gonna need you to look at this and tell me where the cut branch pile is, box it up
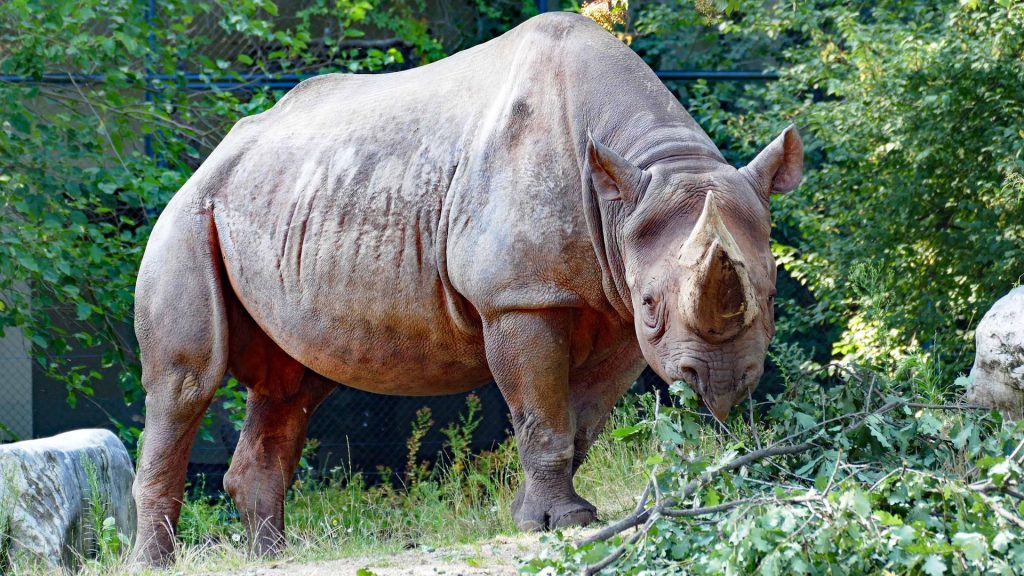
[576,397,1024,575]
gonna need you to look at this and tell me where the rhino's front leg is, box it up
[569,337,647,474]
[483,310,596,531]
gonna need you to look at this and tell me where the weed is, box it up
[404,407,434,487]
[82,455,129,564]
[0,465,18,572]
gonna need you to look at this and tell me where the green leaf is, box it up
[793,411,817,429]
[75,302,92,321]
[611,424,642,441]
[952,423,974,450]
[703,486,720,507]
[866,414,893,449]
[917,412,942,436]
[874,510,903,526]
[992,530,1014,553]
[645,453,664,466]
[952,532,987,562]
[840,489,871,518]
[922,555,946,576]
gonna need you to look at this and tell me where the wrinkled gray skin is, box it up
[131,12,803,564]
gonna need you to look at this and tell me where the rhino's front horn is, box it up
[678,192,757,342]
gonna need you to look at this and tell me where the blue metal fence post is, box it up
[536,0,549,14]
[144,0,156,160]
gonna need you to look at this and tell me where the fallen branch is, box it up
[576,399,953,574]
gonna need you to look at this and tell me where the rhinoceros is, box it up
[130,12,802,563]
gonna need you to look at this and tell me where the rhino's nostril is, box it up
[739,362,762,390]
[674,364,703,394]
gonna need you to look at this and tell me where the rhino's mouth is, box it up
[668,364,737,423]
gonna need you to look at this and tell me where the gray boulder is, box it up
[965,287,1024,419]
[0,428,136,568]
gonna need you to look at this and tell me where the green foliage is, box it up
[523,344,1024,575]
[0,0,447,437]
[0,467,16,571]
[440,393,483,476]
[82,456,129,563]
[405,406,435,486]
[642,0,1024,371]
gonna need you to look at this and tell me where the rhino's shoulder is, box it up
[519,11,600,36]
[515,12,626,52]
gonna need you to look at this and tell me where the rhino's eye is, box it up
[641,293,665,337]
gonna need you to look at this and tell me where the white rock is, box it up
[0,429,136,568]
[965,287,1024,419]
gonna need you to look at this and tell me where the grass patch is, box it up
[1,464,18,572]
[10,393,651,575]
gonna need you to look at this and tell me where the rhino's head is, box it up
[587,126,803,421]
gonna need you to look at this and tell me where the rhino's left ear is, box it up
[741,125,803,197]
[586,135,648,203]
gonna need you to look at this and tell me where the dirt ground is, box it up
[202,533,551,576]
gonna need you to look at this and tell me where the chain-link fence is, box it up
[0,324,33,443]
[188,383,511,490]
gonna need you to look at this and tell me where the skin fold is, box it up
[130,12,803,564]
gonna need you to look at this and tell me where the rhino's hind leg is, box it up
[223,304,336,556]
[131,208,229,565]
[484,310,596,531]
[224,374,335,555]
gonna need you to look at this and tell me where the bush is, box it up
[656,0,1024,372]
[0,0,443,440]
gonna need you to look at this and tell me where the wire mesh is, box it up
[187,382,511,491]
[0,325,33,443]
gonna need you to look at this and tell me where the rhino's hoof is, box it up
[551,505,596,529]
[129,543,175,570]
[512,488,596,531]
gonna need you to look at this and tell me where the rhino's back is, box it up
[205,96,483,393]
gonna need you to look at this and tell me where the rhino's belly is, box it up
[217,214,492,394]
[209,125,495,393]
[267,305,491,395]
[224,253,492,395]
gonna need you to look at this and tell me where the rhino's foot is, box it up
[512,485,597,531]
[129,531,176,568]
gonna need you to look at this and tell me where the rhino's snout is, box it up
[671,359,762,423]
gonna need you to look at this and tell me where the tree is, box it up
[0,0,446,440]
[635,0,1024,373]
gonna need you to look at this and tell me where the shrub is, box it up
[662,0,1024,372]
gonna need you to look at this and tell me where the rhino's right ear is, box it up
[586,136,648,203]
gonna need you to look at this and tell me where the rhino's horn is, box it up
[678,192,756,341]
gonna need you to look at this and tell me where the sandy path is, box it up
[202,533,548,576]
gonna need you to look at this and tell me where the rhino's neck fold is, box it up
[582,175,634,322]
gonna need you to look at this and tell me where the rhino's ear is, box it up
[586,135,648,203]
[740,125,803,197]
